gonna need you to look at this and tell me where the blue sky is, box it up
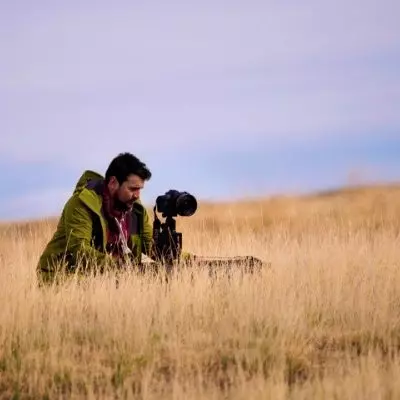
[0,0,399,220]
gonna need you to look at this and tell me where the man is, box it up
[37,152,153,285]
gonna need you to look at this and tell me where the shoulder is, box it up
[63,194,92,218]
[133,200,151,217]
[77,187,103,215]
[133,199,145,212]
[63,190,100,220]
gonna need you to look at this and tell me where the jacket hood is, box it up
[72,170,104,196]
[72,169,146,215]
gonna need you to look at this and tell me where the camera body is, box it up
[155,189,197,217]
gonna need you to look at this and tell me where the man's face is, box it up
[109,174,145,209]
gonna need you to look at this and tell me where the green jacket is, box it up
[37,170,153,284]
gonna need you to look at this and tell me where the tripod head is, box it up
[152,190,197,270]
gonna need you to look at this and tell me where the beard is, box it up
[113,194,134,212]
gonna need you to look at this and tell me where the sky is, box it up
[0,0,399,220]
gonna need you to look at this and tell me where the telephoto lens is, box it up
[175,192,197,216]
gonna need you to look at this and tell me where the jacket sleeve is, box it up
[141,206,153,256]
[63,196,114,271]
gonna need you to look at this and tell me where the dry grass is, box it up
[1,184,400,399]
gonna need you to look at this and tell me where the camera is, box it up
[155,190,197,218]
[152,190,197,269]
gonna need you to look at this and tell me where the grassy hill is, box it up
[3,182,400,237]
[0,183,400,398]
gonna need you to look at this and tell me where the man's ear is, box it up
[107,176,119,192]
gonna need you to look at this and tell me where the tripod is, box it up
[152,207,182,273]
[150,206,265,278]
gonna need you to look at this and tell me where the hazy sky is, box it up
[1,0,399,220]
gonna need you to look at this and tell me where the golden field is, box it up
[1,184,400,399]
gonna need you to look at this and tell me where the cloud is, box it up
[0,187,71,221]
[0,0,399,221]
[0,0,399,171]
[1,133,399,221]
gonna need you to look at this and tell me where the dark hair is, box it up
[105,152,152,183]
